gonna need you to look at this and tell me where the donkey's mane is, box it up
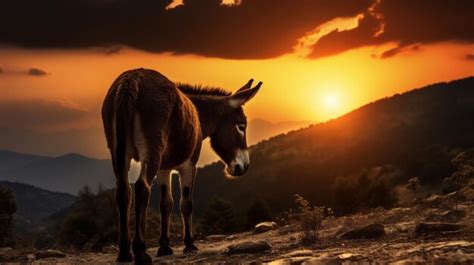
[177,83,231,97]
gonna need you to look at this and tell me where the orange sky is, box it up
[1,41,473,131]
[0,1,473,162]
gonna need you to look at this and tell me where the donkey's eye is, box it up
[236,124,246,134]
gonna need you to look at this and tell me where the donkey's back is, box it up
[102,68,200,175]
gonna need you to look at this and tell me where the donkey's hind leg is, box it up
[156,170,174,256]
[177,161,198,253]
[132,161,154,264]
[115,156,133,262]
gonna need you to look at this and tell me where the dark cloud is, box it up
[1,0,472,59]
[0,67,3,74]
[466,54,474,61]
[27,68,48,76]
[0,0,371,59]
[0,100,87,130]
[310,0,474,58]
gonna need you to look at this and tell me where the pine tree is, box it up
[200,196,236,235]
[246,197,271,229]
[0,185,17,247]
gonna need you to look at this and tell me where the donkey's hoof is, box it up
[134,252,152,265]
[183,244,198,253]
[157,246,173,256]
[116,251,134,263]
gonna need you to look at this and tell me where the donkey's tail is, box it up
[113,79,138,179]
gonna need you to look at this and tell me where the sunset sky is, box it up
[0,0,473,160]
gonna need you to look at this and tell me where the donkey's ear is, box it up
[228,81,262,108]
[236,79,254,93]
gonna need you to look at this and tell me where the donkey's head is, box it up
[210,79,262,177]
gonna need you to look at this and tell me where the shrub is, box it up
[246,197,271,229]
[289,194,333,245]
[0,185,17,247]
[198,196,236,235]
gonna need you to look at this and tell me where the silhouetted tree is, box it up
[199,196,236,235]
[246,197,271,229]
[0,185,17,247]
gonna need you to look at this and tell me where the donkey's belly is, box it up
[160,136,197,170]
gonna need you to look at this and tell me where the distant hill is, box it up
[0,120,313,166]
[0,181,75,226]
[193,77,474,216]
[0,151,114,195]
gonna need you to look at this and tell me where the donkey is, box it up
[102,68,261,263]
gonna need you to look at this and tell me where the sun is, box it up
[323,93,340,110]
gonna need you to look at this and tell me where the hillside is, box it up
[0,151,114,195]
[0,181,75,231]
[193,77,474,217]
[2,184,473,263]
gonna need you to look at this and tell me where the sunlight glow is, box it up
[323,93,340,110]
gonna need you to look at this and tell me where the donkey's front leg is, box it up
[132,162,154,264]
[178,161,198,253]
[157,170,174,256]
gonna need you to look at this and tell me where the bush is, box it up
[246,198,271,229]
[0,185,17,247]
[198,196,237,235]
[288,194,333,245]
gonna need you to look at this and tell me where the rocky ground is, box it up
[1,185,473,264]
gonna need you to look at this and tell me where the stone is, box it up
[0,247,14,261]
[35,249,66,259]
[101,245,118,254]
[226,235,238,240]
[254,221,278,234]
[207,235,227,241]
[340,224,386,240]
[284,249,314,257]
[415,222,461,236]
[423,194,443,206]
[425,210,465,223]
[227,241,271,255]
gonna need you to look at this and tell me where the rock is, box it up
[226,235,238,240]
[284,249,314,257]
[35,249,66,259]
[340,224,385,240]
[423,194,443,207]
[425,210,465,223]
[415,222,461,236]
[207,235,227,241]
[254,221,277,234]
[0,247,14,261]
[26,253,35,261]
[269,256,313,265]
[101,245,118,254]
[227,241,271,255]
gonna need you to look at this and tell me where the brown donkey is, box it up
[102,68,261,263]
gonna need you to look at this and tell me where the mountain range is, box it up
[0,119,311,194]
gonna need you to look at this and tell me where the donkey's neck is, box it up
[186,95,225,138]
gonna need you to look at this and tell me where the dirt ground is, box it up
[1,187,474,264]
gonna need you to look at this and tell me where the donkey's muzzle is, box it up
[232,163,248,176]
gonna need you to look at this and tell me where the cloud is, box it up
[0,0,372,59]
[27,68,48,76]
[466,54,474,61]
[0,67,3,74]
[0,99,87,131]
[310,0,474,58]
[1,0,472,59]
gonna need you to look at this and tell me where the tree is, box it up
[246,197,271,229]
[0,185,17,247]
[199,196,236,235]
